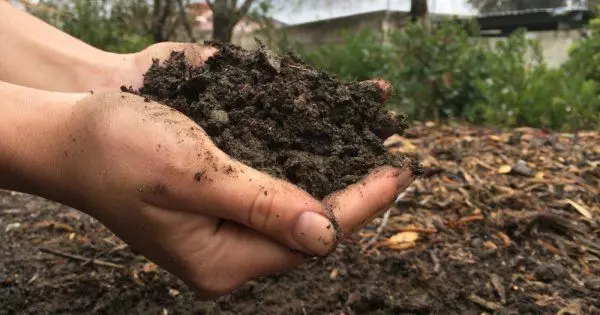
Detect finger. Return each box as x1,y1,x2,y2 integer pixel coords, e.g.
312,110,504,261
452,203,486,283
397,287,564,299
136,42,217,70
180,221,304,298
323,166,413,237
114,97,336,256
152,144,337,256
197,159,337,256
361,79,393,103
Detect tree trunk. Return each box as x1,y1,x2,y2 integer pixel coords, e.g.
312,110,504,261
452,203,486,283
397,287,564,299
212,12,234,41
176,0,197,42
410,0,430,30
209,0,255,43
152,0,174,42
410,0,428,21
211,0,237,42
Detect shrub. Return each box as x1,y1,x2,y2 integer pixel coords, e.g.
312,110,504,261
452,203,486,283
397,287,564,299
293,20,600,131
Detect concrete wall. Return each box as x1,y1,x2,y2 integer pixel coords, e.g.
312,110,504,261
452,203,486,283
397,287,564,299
527,30,585,67
486,29,586,67
235,11,407,51
280,11,405,50
234,11,587,67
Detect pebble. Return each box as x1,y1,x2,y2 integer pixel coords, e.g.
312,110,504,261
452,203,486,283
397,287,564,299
512,160,535,177
534,263,566,283
584,276,600,291
208,109,229,126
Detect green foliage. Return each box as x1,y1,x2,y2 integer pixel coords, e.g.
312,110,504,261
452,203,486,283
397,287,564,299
567,11,600,83
28,0,153,53
296,20,600,131
300,29,391,81
473,35,600,130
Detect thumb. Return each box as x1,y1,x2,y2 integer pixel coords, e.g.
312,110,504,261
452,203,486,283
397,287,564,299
156,147,337,256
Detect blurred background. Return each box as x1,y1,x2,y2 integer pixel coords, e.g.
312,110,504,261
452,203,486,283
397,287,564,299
9,0,600,131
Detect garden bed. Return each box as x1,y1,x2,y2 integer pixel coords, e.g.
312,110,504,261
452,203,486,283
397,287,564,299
2,123,598,314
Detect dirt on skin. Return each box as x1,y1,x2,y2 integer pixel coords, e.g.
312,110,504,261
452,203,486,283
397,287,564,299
125,41,420,199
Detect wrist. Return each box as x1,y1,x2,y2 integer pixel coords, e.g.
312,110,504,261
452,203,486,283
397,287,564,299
0,82,84,199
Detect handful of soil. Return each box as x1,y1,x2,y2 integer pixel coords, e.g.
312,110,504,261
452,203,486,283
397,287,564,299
129,41,419,198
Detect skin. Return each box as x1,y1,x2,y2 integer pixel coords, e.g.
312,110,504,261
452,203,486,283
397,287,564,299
0,2,414,298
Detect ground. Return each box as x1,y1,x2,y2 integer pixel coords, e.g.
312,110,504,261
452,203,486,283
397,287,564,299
1,122,599,314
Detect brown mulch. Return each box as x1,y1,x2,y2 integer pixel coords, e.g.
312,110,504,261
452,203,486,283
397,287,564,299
1,122,599,314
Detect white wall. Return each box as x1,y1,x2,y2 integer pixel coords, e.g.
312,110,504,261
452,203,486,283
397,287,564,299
271,0,476,25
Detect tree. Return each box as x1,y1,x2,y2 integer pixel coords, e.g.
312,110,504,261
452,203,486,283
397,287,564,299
409,0,430,30
16,0,197,52
116,0,196,43
206,0,257,42
410,0,428,22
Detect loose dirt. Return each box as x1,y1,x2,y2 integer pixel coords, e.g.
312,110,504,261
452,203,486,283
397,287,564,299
2,123,598,314
126,41,419,198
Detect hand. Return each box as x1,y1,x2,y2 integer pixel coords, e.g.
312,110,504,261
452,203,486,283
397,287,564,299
10,87,411,298
119,42,217,91
68,91,411,297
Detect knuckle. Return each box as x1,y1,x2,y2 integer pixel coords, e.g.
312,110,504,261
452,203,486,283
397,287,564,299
189,269,245,297
247,186,277,231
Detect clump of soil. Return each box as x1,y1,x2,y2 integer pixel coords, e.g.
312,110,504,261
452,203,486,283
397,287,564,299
128,41,419,198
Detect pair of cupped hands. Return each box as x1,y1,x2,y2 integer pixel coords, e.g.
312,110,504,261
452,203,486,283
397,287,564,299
16,43,414,298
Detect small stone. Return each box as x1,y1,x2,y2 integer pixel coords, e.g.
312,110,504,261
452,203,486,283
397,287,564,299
534,263,566,283
584,276,600,291
5,222,21,232
553,143,566,152
512,160,535,177
208,109,229,126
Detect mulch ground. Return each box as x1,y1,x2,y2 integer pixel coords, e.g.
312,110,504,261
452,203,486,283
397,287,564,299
1,122,599,314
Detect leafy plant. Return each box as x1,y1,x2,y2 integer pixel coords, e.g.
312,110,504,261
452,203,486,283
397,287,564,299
294,19,599,131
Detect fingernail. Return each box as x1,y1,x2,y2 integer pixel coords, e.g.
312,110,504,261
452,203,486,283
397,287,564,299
395,169,414,193
397,178,413,195
375,79,393,101
292,212,335,256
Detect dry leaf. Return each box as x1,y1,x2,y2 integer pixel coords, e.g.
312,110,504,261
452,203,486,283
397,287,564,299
384,134,417,154
131,270,143,285
329,268,339,280
142,262,158,273
383,231,419,250
488,135,502,142
34,220,73,233
483,241,498,250
387,231,419,243
168,288,180,297
497,165,512,174
496,232,511,247
425,121,436,128
565,199,592,219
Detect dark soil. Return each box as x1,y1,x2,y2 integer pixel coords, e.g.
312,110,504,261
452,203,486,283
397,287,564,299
126,41,418,198
2,124,599,314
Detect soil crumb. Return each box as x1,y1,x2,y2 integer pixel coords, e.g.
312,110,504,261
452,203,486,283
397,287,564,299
129,41,419,198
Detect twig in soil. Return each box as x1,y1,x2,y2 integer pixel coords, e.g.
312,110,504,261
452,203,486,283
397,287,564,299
40,247,126,270
467,293,502,311
398,227,438,234
458,214,485,224
429,251,440,274
489,274,506,305
363,208,392,251
362,191,412,251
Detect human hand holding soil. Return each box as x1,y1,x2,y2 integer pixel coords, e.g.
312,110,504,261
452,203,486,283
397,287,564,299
0,81,413,297
1,3,415,297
